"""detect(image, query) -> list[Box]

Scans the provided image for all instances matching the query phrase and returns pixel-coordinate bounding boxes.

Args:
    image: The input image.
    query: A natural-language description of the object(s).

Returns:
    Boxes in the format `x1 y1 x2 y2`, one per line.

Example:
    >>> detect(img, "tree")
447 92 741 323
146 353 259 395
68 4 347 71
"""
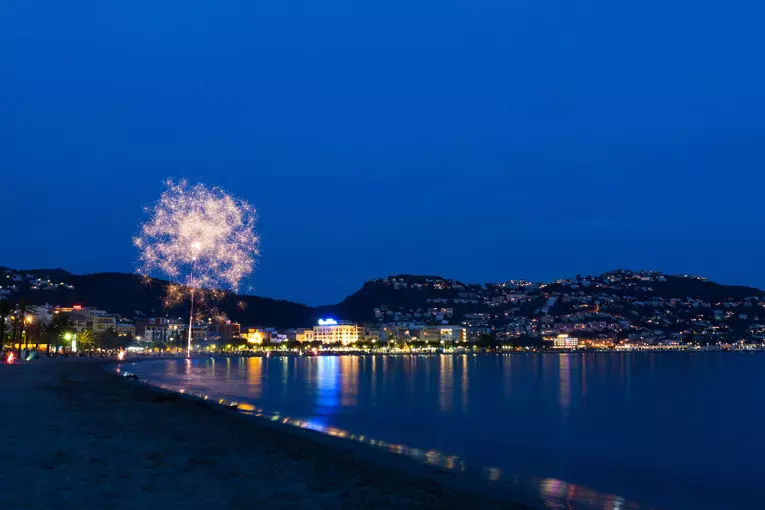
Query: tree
26 320 42 351
97 328 122 350
9 301 25 350
225 336 249 349
510 335 545 349
150 338 168 351
356 340 373 350
78 330 96 351
476 334 498 349
0 300 13 348
43 314 71 351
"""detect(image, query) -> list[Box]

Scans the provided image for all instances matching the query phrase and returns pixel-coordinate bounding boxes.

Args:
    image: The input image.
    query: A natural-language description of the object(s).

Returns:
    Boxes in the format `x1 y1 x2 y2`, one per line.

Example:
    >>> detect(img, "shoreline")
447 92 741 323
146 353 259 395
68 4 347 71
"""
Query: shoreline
121 356 654 510
0 360 527 509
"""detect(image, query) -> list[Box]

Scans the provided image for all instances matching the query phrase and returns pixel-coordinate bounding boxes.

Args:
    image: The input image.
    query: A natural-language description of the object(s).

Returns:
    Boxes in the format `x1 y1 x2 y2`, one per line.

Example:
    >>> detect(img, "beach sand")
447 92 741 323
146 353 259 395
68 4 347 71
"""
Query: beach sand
0 360 524 509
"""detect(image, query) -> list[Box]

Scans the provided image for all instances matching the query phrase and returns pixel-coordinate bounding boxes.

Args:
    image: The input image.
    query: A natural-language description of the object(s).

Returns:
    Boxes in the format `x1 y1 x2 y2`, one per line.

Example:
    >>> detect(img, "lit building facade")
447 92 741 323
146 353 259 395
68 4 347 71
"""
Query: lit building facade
313 319 358 345
296 328 314 343
418 325 467 344
245 328 265 344
116 323 136 337
577 338 614 349
553 334 579 349
357 324 380 343
135 318 185 344
64 307 117 334
207 320 241 340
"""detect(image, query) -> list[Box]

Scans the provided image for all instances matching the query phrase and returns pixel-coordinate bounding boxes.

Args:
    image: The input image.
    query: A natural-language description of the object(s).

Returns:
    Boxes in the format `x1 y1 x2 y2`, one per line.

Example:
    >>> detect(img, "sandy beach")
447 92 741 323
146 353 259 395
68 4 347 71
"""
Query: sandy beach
0 360 523 509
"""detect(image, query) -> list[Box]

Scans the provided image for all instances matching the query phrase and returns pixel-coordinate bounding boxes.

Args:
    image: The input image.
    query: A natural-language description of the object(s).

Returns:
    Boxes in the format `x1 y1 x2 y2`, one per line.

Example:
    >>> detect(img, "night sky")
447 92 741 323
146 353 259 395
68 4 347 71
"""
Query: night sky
2 1 764 305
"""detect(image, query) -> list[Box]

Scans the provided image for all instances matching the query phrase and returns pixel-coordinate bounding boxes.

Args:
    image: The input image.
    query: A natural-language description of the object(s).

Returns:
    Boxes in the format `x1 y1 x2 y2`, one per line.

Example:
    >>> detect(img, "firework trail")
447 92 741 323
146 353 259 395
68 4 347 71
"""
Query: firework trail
135 180 259 354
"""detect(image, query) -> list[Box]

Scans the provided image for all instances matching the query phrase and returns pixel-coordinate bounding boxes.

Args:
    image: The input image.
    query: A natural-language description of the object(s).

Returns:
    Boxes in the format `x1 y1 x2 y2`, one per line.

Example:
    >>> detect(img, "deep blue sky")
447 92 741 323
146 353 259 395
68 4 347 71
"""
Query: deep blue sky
1 1 764 305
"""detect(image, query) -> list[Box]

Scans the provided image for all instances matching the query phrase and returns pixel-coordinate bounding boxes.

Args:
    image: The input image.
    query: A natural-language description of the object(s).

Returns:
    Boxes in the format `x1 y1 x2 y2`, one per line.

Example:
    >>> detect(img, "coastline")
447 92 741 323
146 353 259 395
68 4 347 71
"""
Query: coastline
0 360 526 509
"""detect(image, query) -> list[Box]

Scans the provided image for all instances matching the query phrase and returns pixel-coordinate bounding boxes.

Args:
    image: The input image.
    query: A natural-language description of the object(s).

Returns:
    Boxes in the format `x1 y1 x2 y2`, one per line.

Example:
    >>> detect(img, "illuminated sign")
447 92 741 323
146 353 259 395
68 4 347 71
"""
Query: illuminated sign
73 305 82 311
318 318 338 326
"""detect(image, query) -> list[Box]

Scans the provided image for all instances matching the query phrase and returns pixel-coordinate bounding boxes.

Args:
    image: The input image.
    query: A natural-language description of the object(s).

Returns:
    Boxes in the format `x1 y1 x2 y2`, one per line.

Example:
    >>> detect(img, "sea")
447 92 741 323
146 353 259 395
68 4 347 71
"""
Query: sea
121 352 765 510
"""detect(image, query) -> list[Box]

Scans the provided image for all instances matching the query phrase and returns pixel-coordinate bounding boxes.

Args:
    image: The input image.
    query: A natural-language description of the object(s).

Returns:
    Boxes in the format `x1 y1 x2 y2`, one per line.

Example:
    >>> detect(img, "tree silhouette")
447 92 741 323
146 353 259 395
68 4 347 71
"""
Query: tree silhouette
0 300 13 348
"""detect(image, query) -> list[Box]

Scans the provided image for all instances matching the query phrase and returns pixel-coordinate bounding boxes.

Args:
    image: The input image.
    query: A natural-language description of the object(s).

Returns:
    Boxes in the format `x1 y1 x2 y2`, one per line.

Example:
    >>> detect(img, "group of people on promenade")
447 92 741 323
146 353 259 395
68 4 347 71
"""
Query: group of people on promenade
1 347 123 363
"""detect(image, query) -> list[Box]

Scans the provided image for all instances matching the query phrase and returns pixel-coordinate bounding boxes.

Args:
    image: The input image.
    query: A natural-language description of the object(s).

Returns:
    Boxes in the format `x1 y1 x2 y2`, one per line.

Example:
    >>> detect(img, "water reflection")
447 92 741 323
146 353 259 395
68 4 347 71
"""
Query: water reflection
558 354 571 415
407 356 416 401
503 354 512 398
540 477 633 510
340 356 359 406
439 354 453 412
246 357 263 398
581 354 588 401
316 356 340 415
128 354 690 510
281 357 288 396
370 356 377 405
461 354 469 412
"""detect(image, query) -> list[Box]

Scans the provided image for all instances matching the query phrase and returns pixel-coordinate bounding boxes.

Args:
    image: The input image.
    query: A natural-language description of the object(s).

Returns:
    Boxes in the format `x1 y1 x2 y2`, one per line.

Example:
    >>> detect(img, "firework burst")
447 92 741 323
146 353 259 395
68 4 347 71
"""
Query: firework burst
135 180 259 354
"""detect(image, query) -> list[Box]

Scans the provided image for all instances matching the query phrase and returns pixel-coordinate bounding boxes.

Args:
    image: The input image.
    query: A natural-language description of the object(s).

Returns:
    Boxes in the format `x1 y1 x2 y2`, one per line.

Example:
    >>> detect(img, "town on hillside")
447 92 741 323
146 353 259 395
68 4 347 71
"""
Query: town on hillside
2 268 765 353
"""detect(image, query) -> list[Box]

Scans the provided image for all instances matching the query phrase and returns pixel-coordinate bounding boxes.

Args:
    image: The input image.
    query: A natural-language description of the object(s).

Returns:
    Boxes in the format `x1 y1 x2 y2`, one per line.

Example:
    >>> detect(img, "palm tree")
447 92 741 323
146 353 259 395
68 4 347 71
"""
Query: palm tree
0 300 13 348
97 328 122 350
48 314 70 352
9 303 24 351
78 330 96 352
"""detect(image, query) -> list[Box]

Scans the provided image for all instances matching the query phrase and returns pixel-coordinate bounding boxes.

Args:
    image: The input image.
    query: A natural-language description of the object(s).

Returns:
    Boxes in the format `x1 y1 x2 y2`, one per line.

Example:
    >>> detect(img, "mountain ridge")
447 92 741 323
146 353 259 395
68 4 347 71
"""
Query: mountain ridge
3 267 765 341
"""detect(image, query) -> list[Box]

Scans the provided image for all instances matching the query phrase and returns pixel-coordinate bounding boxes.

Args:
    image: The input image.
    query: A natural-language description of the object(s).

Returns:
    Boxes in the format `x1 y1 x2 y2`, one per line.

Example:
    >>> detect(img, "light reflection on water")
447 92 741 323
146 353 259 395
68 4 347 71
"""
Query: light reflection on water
461 354 469 412
559 353 571 416
126 352 765 510
439 354 453 412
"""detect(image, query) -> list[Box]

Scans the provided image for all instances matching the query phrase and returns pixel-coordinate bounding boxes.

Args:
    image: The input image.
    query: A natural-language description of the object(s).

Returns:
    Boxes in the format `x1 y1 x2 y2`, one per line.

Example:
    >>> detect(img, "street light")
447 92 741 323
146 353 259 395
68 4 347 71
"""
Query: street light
64 332 77 353
20 315 33 352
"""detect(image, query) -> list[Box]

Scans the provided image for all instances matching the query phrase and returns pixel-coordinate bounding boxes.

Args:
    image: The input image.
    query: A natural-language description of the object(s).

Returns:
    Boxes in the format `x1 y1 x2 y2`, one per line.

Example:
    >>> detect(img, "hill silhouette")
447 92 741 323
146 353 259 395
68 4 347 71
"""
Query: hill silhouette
3 268 764 335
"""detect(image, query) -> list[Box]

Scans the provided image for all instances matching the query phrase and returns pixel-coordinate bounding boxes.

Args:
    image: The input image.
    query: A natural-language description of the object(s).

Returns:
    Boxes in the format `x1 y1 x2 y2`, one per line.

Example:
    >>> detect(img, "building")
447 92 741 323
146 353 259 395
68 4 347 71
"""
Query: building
245 328 265 345
577 338 615 349
357 324 380 343
553 334 578 349
135 318 185 344
313 318 359 345
91 311 117 335
417 325 467 344
64 307 118 334
186 325 208 344
149 323 182 344
116 322 136 337
27 304 55 324
296 328 314 343
207 320 241 340
271 333 288 344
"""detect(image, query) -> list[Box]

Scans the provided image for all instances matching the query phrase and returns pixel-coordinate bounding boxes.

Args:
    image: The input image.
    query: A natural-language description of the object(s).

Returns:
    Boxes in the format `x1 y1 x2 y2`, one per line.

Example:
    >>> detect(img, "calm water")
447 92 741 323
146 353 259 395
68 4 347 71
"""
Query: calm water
124 353 765 510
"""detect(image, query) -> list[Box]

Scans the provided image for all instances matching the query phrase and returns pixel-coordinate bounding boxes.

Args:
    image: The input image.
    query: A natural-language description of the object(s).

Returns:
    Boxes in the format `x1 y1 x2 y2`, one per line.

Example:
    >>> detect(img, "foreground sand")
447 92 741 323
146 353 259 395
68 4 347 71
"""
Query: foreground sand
0 360 524 509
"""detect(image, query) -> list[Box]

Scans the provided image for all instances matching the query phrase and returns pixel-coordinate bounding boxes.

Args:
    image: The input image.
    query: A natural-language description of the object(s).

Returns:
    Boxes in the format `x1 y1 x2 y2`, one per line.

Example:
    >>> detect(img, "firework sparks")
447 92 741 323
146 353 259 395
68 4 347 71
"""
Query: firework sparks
135 180 259 354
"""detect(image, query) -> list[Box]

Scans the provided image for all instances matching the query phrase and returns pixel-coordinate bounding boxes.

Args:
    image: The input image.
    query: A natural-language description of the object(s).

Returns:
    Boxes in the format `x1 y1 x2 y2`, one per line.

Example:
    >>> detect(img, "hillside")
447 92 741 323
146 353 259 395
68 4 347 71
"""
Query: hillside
1 268 316 329
3 267 765 342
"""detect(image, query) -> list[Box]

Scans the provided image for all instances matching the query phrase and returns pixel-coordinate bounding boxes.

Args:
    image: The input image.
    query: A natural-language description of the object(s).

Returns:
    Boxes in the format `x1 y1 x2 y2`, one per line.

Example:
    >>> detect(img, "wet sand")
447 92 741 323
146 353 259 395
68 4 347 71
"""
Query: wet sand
0 360 524 509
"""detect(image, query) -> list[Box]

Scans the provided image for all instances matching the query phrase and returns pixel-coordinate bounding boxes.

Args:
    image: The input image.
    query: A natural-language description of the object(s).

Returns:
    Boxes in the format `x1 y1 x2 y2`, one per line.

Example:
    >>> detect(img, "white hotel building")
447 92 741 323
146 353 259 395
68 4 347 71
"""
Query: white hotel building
312 319 359 345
